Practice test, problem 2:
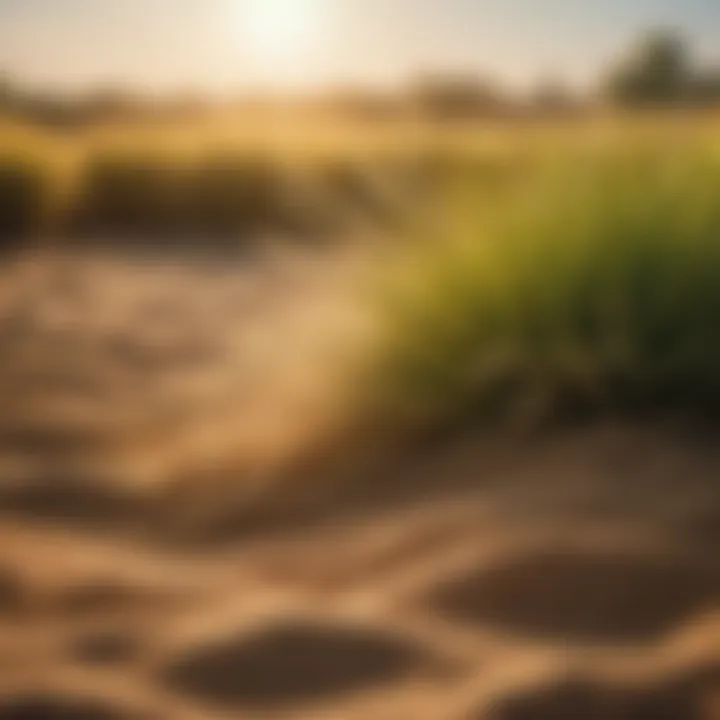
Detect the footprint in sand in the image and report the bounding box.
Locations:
[480,662,720,720]
[427,547,720,643]
[160,620,431,710]
[0,695,136,720]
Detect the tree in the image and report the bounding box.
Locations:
[605,30,692,106]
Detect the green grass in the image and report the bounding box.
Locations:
[369,150,720,430]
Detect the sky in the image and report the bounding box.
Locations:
[0,0,720,95]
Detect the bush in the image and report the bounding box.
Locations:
[369,151,720,430]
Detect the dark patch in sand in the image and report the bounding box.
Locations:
[0,425,101,456]
[0,478,143,529]
[0,567,24,613]
[161,621,427,708]
[55,580,174,618]
[0,695,132,720]
[428,548,720,642]
[69,629,142,667]
[483,663,720,720]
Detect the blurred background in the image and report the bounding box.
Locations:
[0,2,717,719]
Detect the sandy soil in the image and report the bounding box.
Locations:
[0,250,716,720]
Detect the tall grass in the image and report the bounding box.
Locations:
[369,151,720,430]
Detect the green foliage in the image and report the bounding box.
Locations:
[371,151,720,429]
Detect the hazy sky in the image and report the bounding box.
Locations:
[1,0,719,94]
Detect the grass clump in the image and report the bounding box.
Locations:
[370,151,720,430]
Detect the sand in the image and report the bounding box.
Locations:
[0,249,716,720]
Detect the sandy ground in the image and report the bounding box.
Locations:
[0,250,716,720]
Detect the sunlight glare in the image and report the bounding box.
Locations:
[236,0,326,87]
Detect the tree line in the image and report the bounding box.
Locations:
[0,30,718,129]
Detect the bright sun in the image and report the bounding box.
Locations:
[237,0,325,86]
